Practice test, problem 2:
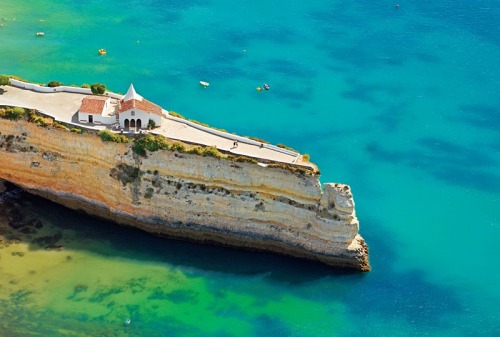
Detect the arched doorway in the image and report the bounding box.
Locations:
[130,119,136,129]
[136,119,142,131]
[124,119,130,130]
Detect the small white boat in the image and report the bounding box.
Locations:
[199,81,209,88]
[36,32,45,37]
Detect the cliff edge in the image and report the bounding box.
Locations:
[0,119,370,271]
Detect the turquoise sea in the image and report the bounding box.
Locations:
[0,0,499,336]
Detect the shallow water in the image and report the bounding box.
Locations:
[0,0,499,336]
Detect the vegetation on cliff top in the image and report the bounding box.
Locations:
[90,83,106,95]
[0,106,27,121]
[0,108,316,175]
[0,75,9,86]
[0,106,50,127]
[98,129,129,143]
[132,133,169,156]
[47,80,63,87]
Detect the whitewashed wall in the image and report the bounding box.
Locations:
[118,109,161,129]
[79,113,116,124]
[9,79,122,99]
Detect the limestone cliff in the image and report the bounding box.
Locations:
[0,119,370,271]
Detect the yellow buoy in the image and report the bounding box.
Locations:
[256,87,262,91]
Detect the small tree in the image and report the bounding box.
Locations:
[90,83,106,95]
[47,80,63,87]
[0,75,9,86]
[148,119,156,129]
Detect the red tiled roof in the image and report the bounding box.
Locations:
[79,96,109,115]
[117,99,162,116]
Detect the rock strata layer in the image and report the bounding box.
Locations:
[0,119,370,271]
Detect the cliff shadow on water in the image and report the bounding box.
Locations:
[1,182,494,337]
[0,182,361,283]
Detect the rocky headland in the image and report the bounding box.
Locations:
[0,117,370,271]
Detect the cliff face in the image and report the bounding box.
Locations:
[0,119,369,271]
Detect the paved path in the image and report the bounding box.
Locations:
[156,117,298,164]
[0,86,86,124]
[0,85,304,165]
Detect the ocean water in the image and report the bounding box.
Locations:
[0,0,499,336]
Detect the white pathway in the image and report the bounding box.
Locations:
[0,85,305,165]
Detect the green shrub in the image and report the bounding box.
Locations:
[170,142,186,153]
[235,156,258,164]
[31,116,47,127]
[98,129,129,143]
[47,80,63,87]
[133,133,170,156]
[3,106,27,121]
[148,119,156,129]
[90,83,106,95]
[53,121,68,130]
[81,83,90,88]
[114,134,129,143]
[303,154,310,162]
[202,146,222,158]
[187,146,203,155]
[0,75,9,86]
[70,128,84,134]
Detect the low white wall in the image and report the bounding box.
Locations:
[95,115,116,124]
[9,79,123,99]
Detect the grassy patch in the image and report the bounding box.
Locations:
[227,155,258,164]
[168,111,185,119]
[277,143,298,152]
[70,128,84,134]
[267,163,314,176]
[201,146,222,158]
[98,129,129,143]
[53,121,68,130]
[0,106,28,121]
